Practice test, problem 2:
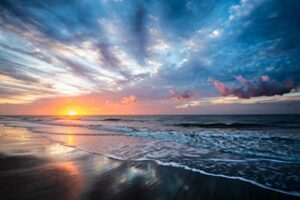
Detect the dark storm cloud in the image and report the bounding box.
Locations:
[214,76,296,99]
[170,90,196,100]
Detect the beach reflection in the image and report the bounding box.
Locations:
[67,135,74,145]
[43,161,83,199]
[46,143,74,156]
[55,161,80,176]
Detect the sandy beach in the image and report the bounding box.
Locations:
[0,124,299,200]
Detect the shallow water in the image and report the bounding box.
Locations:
[0,115,300,196]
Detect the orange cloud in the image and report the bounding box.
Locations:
[121,95,138,104]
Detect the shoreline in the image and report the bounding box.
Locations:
[0,124,299,200]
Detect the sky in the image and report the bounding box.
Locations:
[0,0,300,115]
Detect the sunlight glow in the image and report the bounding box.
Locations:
[68,110,77,116]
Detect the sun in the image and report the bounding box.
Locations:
[60,106,87,116]
[67,110,77,116]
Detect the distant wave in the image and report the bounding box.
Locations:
[68,117,144,122]
[102,118,122,121]
[172,122,268,128]
[101,118,143,122]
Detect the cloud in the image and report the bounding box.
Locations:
[228,0,264,22]
[214,75,296,99]
[130,1,147,64]
[158,0,216,37]
[0,0,105,43]
[155,59,207,86]
[121,95,138,104]
[96,43,119,68]
[0,66,40,84]
[170,90,196,100]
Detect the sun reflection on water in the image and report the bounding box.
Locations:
[67,135,74,146]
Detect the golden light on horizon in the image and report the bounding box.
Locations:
[67,110,77,116]
[59,105,89,116]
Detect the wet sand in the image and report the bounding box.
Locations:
[0,125,299,200]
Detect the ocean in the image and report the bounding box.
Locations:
[0,115,299,196]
